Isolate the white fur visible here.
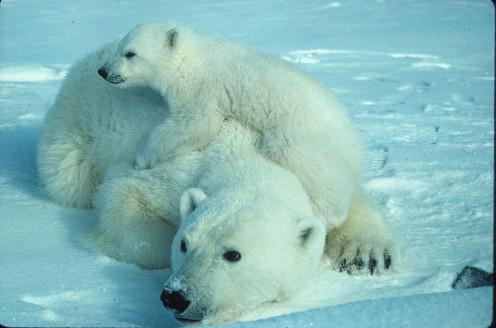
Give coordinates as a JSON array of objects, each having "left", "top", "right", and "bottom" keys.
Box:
[
  {"left": 100, "top": 22, "right": 398, "bottom": 274},
  {"left": 38, "top": 27, "right": 400, "bottom": 322},
  {"left": 37, "top": 41, "right": 180, "bottom": 268},
  {"left": 101, "top": 22, "right": 363, "bottom": 230},
  {"left": 165, "top": 122, "right": 327, "bottom": 322},
  {"left": 37, "top": 41, "right": 167, "bottom": 208}
]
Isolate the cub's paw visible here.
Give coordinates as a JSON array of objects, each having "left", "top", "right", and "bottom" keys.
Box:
[
  {"left": 133, "top": 154, "right": 152, "bottom": 170},
  {"left": 327, "top": 236, "right": 399, "bottom": 275},
  {"left": 134, "top": 147, "right": 161, "bottom": 170}
]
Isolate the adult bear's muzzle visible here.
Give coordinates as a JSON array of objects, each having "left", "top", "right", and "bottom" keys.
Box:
[{"left": 160, "top": 289, "right": 191, "bottom": 314}]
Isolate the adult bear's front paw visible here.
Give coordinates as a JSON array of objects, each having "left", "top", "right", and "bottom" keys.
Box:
[
  {"left": 327, "top": 234, "right": 399, "bottom": 275},
  {"left": 339, "top": 242, "right": 394, "bottom": 275}
]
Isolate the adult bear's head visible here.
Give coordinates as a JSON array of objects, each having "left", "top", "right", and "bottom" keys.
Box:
[{"left": 161, "top": 186, "right": 326, "bottom": 324}]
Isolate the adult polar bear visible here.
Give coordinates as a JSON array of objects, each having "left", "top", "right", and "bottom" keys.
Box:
[
  {"left": 161, "top": 122, "right": 329, "bottom": 322},
  {"left": 99, "top": 22, "right": 397, "bottom": 272}
]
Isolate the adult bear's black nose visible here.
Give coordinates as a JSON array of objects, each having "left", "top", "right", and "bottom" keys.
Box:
[
  {"left": 97, "top": 67, "right": 108, "bottom": 79},
  {"left": 160, "top": 289, "right": 191, "bottom": 313}
]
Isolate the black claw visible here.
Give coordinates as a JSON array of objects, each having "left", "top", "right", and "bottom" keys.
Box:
[
  {"left": 339, "top": 259, "right": 348, "bottom": 272},
  {"left": 354, "top": 257, "right": 365, "bottom": 270},
  {"left": 369, "top": 258, "right": 378, "bottom": 275},
  {"left": 384, "top": 251, "right": 392, "bottom": 270}
]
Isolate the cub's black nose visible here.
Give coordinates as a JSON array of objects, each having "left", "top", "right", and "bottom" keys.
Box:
[
  {"left": 160, "top": 289, "right": 191, "bottom": 313},
  {"left": 97, "top": 67, "right": 108, "bottom": 79}
]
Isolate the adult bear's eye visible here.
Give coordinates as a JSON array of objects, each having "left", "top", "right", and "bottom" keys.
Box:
[
  {"left": 124, "top": 51, "right": 136, "bottom": 59},
  {"left": 180, "top": 240, "right": 187, "bottom": 253},
  {"left": 223, "top": 250, "right": 241, "bottom": 262}
]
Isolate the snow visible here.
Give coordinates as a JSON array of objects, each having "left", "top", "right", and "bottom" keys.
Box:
[
  {"left": 0, "top": 0, "right": 493, "bottom": 327},
  {"left": 223, "top": 287, "right": 493, "bottom": 328}
]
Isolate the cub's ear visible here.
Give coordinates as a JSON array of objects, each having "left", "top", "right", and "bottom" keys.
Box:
[
  {"left": 166, "top": 28, "right": 178, "bottom": 48},
  {"left": 297, "top": 217, "right": 326, "bottom": 255},
  {"left": 179, "top": 188, "right": 207, "bottom": 219}
]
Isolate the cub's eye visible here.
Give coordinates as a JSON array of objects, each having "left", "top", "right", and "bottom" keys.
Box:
[
  {"left": 223, "top": 250, "right": 241, "bottom": 262},
  {"left": 124, "top": 51, "right": 136, "bottom": 59},
  {"left": 180, "top": 240, "right": 187, "bottom": 253}
]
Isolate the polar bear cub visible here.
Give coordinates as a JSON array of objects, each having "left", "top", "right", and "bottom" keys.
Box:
[
  {"left": 98, "top": 22, "right": 362, "bottom": 229},
  {"left": 98, "top": 22, "right": 398, "bottom": 274}
]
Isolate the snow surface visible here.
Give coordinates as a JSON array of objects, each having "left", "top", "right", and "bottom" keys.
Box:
[
  {"left": 224, "top": 287, "right": 493, "bottom": 328},
  {"left": 0, "top": 0, "right": 493, "bottom": 327}
]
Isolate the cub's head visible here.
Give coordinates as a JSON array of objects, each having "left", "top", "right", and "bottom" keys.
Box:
[
  {"left": 161, "top": 187, "right": 326, "bottom": 323},
  {"left": 97, "top": 22, "right": 181, "bottom": 89}
]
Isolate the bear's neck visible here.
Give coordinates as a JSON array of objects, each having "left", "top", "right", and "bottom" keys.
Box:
[
  {"left": 218, "top": 150, "right": 310, "bottom": 209},
  {"left": 157, "top": 36, "right": 228, "bottom": 104}
]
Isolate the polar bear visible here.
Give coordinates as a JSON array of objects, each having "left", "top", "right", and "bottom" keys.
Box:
[
  {"left": 98, "top": 22, "right": 397, "bottom": 274},
  {"left": 160, "top": 122, "right": 327, "bottom": 323},
  {"left": 83, "top": 119, "right": 353, "bottom": 323},
  {"left": 37, "top": 41, "right": 168, "bottom": 209},
  {"left": 153, "top": 121, "right": 396, "bottom": 323},
  {"left": 98, "top": 22, "right": 363, "bottom": 231},
  {"left": 38, "top": 39, "right": 398, "bottom": 322}
]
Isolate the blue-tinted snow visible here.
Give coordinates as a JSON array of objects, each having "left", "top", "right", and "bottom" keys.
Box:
[
  {"left": 0, "top": 0, "right": 493, "bottom": 327},
  {"left": 222, "top": 287, "right": 492, "bottom": 328}
]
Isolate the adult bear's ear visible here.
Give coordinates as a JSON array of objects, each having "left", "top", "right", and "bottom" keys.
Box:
[
  {"left": 179, "top": 188, "right": 207, "bottom": 219},
  {"left": 297, "top": 217, "right": 326, "bottom": 256},
  {"left": 166, "top": 28, "right": 178, "bottom": 48}
]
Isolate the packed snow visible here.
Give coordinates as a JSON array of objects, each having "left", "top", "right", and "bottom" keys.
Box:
[{"left": 0, "top": 0, "right": 493, "bottom": 327}]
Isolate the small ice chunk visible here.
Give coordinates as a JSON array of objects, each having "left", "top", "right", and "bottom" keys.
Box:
[{"left": 452, "top": 266, "right": 493, "bottom": 289}]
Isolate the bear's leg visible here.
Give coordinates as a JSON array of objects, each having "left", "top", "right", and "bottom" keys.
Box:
[
  {"left": 134, "top": 107, "right": 223, "bottom": 169},
  {"left": 37, "top": 130, "right": 100, "bottom": 209},
  {"left": 325, "top": 193, "right": 400, "bottom": 275},
  {"left": 91, "top": 166, "right": 180, "bottom": 269},
  {"left": 91, "top": 153, "right": 202, "bottom": 269},
  {"left": 260, "top": 130, "right": 353, "bottom": 227}
]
